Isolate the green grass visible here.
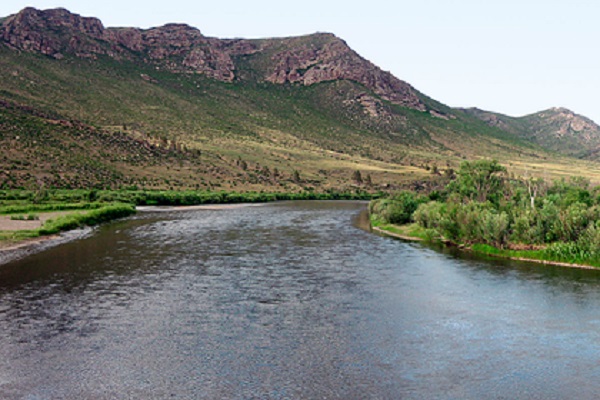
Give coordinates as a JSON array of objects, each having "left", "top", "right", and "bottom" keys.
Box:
[
  {"left": 9, "top": 213, "right": 38, "bottom": 221},
  {"left": 0, "top": 230, "right": 41, "bottom": 242},
  {"left": 370, "top": 213, "right": 432, "bottom": 241},
  {"left": 38, "top": 203, "right": 136, "bottom": 235},
  {"left": 470, "top": 243, "right": 600, "bottom": 268},
  {"left": 0, "top": 203, "right": 136, "bottom": 243},
  {"left": 0, "top": 202, "right": 105, "bottom": 215}
]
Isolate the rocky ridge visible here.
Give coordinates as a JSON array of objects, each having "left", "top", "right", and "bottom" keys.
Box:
[
  {"left": 0, "top": 7, "right": 427, "bottom": 111},
  {"left": 528, "top": 107, "right": 600, "bottom": 141},
  {"left": 461, "top": 107, "right": 600, "bottom": 159}
]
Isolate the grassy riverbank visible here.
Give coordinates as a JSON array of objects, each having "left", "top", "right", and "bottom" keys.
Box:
[
  {"left": 0, "top": 203, "right": 136, "bottom": 244},
  {"left": 372, "top": 218, "right": 600, "bottom": 269},
  {"left": 0, "top": 188, "right": 376, "bottom": 207},
  {"left": 369, "top": 160, "right": 600, "bottom": 269}
]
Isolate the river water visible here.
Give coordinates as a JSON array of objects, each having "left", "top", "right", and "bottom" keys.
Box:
[{"left": 1, "top": 201, "right": 600, "bottom": 399}]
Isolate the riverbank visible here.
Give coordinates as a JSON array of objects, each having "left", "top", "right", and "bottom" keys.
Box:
[
  {"left": 371, "top": 226, "right": 423, "bottom": 242},
  {"left": 0, "top": 203, "right": 136, "bottom": 266},
  {"left": 373, "top": 222, "right": 600, "bottom": 271}
]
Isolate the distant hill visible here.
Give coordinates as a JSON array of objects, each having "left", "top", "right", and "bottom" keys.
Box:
[
  {"left": 1, "top": 7, "right": 599, "bottom": 190},
  {"left": 460, "top": 107, "right": 600, "bottom": 159}
]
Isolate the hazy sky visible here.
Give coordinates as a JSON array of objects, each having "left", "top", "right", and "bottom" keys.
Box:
[{"left": 2, "top": 0, "right": 599, "bottom": 122}]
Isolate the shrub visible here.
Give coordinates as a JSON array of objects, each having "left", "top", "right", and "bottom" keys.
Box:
[
  {"left": 370, "top": 191, "right": 422, "bottom": 225},
  {"left": 550, "top": 202, "right": 590, "bottom": 243},
  {"left": 511, "top": 210, "right": 544, "bottom": 244},
  {"left": 478, "top": 210, "right": 509, "bottom": 247},
  {"left": 414, "top": 201, "right": 444, "bottom": 230},
  {"left": 577, "top": 222, "right": 600, "bottom": 259}
]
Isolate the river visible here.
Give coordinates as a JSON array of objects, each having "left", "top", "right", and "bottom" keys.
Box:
[{"left": 1, "top": 201, "right": 600, "bottom": 399}]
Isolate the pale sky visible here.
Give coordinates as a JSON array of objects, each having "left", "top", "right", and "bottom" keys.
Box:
[{"left": 1, "top": 0, "right": 599, "bottom": 123}]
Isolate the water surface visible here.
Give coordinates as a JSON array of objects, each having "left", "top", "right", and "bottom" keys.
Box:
[{"left": 1, "top": 201, "right": 600, "bottom": 399}]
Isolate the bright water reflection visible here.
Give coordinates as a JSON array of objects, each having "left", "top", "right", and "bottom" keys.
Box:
[{"left": 1, "top": 201, "right": 600, "bottom": 399}]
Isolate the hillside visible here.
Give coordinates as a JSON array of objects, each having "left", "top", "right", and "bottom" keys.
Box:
[
  {"left": 461, "top": 107, "right": 600, "bottom": 159},
  {"left": 1, "top": 7, "right": 600, "bottom": 191}
]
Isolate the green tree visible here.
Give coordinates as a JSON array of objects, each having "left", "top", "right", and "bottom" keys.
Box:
[{"left": 448, "top": 159, "right": 507, "bottom": 204}]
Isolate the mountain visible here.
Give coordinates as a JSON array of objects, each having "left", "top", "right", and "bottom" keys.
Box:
[
  {"left": 0, "top": 7, "right": 599, "bottom": 191},
  {"left": 0, "top": 7, "right": 427, "bottom": 111},
  {"left": 460, "top": 107, "right": 600, "bottom": 159}
]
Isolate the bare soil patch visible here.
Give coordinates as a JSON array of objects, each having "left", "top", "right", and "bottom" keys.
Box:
[{"left": 0, "top": 211, "right": 76, "bottom": 231}]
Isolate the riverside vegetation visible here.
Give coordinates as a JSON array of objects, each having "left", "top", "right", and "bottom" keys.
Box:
[{"left": 370, "top": 160, "right": 600, "bottom": 267}]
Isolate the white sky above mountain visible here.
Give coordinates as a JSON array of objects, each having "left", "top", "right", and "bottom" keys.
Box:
[{"left": 2, "top": 0, "right": 599, "bottom": 123}]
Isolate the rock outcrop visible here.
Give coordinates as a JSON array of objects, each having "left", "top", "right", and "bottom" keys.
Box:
[
  {"left": 0, "top": 7, "right": 427, "bottom": 110},
  {"left": 461, "top": 106, "right": 600, "bottom": 159},
  {"left": 264, "top": 34, "right": 425, "bottom": 111},
  {"left": 532, "top": 107, "right": 600, "bottom": 140}
]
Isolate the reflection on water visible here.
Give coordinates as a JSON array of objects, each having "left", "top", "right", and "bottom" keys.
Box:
[{"left": 1, "top": 201, "right": 600, "bottom": 399}]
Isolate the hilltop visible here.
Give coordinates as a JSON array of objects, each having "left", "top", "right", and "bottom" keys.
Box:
[
  {"left": 461, "top": 107, "right": 600, "bottom": 159},
  {"left": 1, "top": 7, "right": 599, "bottom": 191}
]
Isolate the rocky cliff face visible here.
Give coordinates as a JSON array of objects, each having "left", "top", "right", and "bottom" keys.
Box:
[
  {"left": 264, "top": 34, "right": 425, "bottom": 110},
  {"left": 0, "top": 7, "right": 427, "bottom": 110},
  {"left": 0, "top": 7, "right": 240, "bottom": 81},
  {"left": 1, "top": 7, "right": 105, "bottom": 57}
]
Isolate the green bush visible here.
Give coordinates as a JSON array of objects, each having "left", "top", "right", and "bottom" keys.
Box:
[
  {"left": 478, "top": 210, "right": 509, "bottom": 247},
  {"left": 552, "top": 202, "right": 591, "bottom": 243},
  {"left": 414, "top": 201, "right": 444, "bottom": 230},
  {"left": 577, "top": 222, "right": 600, "bottom": 259},
  {"left": 369, "top": 191, "right": 421, "bottom": 225},
  {"left": 511, "top": 210, "right": 544, "bottom": 244}
]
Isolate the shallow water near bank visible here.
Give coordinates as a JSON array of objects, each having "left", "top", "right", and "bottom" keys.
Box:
[{"left": 1, "top": 201, "right": 600, "bottom": 399}]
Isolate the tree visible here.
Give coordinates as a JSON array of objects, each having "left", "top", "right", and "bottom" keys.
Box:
[
  {"left": 352, "top": 170, "right": 363, "bottom": 185},
  {"left": 292, "top": 170, "right": 301, "bottom": 182},
  {"left": 449, "top": 159, "right": 507, "bottom": 204},
  {"left": 523, "top": 169, "right": 545, "bottom": 209}
]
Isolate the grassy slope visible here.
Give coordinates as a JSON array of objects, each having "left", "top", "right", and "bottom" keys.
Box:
[{"left": 2, "top": 45, "right": 600, "bottom": 190}]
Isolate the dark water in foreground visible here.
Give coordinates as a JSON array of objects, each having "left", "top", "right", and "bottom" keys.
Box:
[{"left": 1, "top": 201, "right": 600, "bottom": 399}]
